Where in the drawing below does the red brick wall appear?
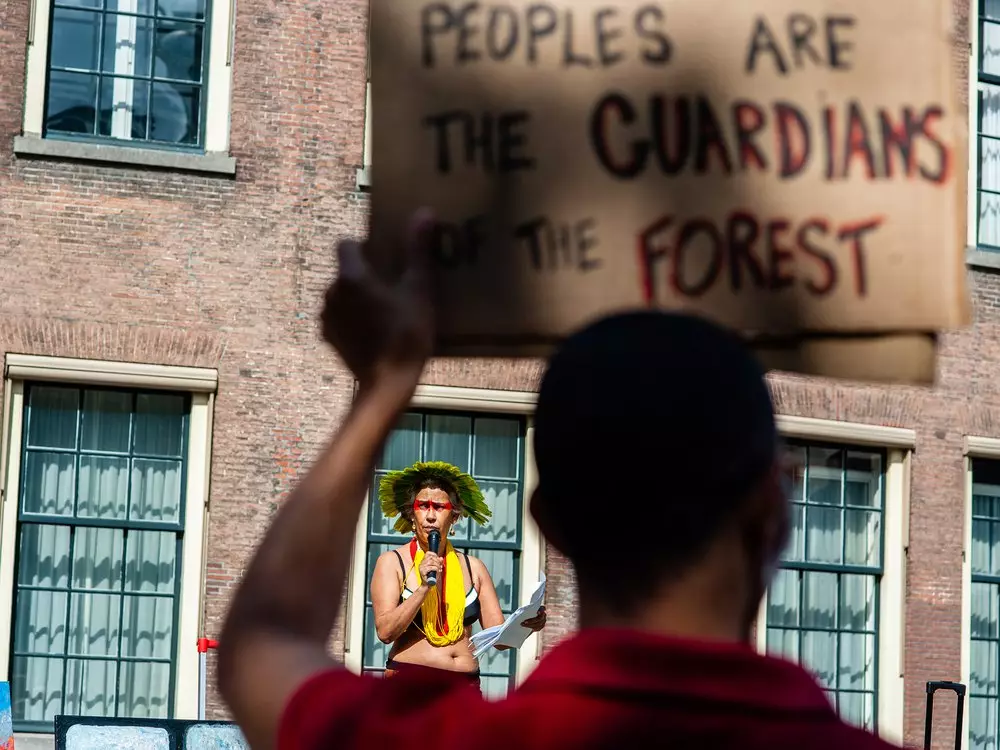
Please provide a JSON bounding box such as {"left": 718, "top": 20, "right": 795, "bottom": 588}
{"left": 0, "top": 0, "right": 371, "bottom": 720}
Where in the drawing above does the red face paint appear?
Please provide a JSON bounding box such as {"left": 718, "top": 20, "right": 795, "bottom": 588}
{"left": 413, "top": 499, "right": 453, "bottom": 513}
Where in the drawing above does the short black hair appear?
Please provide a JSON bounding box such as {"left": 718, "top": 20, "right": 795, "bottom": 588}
{"left": 533, "top": 311, "right": 778, "bottom": 609}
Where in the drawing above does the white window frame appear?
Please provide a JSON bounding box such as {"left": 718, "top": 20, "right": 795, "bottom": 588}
{"left": 343, "top": 385, "right": 544, "bottom": 684}
{"left": 754, "top": 415, "right": 913, "bottom": 746}
{"left": 959, "top": 436, "right": 1000, "bottom": 750}
{"left": 0, "top": 354, "right": 218, "bottom": 727}
{"left": 21, "top": 0, "right": 236, "bottom": 155}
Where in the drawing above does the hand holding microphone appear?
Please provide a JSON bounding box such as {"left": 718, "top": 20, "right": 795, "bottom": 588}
{"left": 423, "top": 530, "right": 441, "bottom": 586}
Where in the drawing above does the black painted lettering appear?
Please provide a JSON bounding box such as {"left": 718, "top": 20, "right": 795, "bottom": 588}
{"left": 843, "top": 101, "right": 876, "bottom": 179}
{"left": 673, "top": 220, "right": 724, "bottom": 297}
{"left": 577, "top": 218, "right": 602, "bottom": 271}
{"left": 637, "top": 216, "right": 672, "bottom": 303}
{"left": 775, "top": 102, "right": 811, "bottom": 178}
{"left": 826, "top": 16, "right": 855, "bottom": 69}
{"left": 515, "top": 216, "right": 549, "bottom": 270}
{"left": 822, "top": 105, "right": 837, "bottom": 180}
{"left": 526, "top": 4, "right": 558, "bottom": 63}
{"left": 421, "top": 4, "right": 455, "bottom": 68}
{"left": 727, "top": 212, "right": 766, "bottom": 291}
{"left": 486, "top": 6, "right": 519, "bottom": 60}
{"left": 787, "top": 13, "right": 821, "bottom": 68}
{"left": 589, "top": 93, "right": 649, "bottom": 179}
{"left": 879, "top": 108, "right": 914, "bottom": 179}
{"left": 693, "top": 96, "right": 733, "bottom": 174}
{"left": 733, "top": 101, "right": 768, "bottom": 171}
{"left": 635, "top": 5, "right": 672, "bottom": 64}
{"left": 595, "top": 7, "right": 624, "bottom": 66}
{"left": 767, "top": 219, "right": 795, "bottom": 290}
{"left": 456, "top": 3, "right": 482, "bottom": 64}
{"left": 562, "top": 9, "right": 594, "bottom": 67}
{"left": 498, "top": 111, "right": 535, "bottom": 171}
{"left": 423, "top": 111, "right": 465, "bottom": 173}
{"left": 838, "top": 217, "right": 883, "bottom": 296}
{"left": 746, "top": 16, "right": 788, "bottom": 74}
{"left": 914, "top": 106, "right": 950, "bottom": 184}
{"left": 797, "top": 219, "right": 837, "bottom": 294}
{"left": 650, "top": 95, "right": 691, "bottom": 173}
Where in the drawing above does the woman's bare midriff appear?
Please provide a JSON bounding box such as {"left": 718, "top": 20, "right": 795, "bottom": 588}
{"left": 388, "top": 625, "right": 479, "bottom": 673}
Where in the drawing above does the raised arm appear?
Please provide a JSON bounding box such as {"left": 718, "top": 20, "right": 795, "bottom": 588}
{"left": 217, "top": 212, "right": 436, "bottom": 750}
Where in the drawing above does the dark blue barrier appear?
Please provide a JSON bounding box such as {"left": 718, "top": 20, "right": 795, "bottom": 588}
{"left": 54, "top": 716, "right": 248, "bottom": 750}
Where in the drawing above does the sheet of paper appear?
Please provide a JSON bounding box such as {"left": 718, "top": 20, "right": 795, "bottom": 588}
{"left": 471, "top": 574, "right": 546, "bottom": 659}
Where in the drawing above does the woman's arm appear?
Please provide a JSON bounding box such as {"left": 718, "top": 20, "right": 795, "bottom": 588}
{"left": 371, "top": 552, "right": 429, "bottom": 644}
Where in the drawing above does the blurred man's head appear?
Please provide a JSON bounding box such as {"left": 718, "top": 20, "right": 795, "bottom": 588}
{"left": 530, "top": 311, "right": 788, "bottom": 640}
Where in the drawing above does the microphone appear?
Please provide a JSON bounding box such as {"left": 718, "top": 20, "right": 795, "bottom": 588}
{"left": 426, "top": 530, "right": 441, "bottom": 586}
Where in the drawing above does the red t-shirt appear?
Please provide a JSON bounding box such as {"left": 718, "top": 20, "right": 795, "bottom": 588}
{"left": 279, "top": 628, "right": 903, "bottom": 749}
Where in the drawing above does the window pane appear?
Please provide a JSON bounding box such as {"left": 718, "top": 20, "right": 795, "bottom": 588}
{"left": 102, "top": 13, "right": 154, "bottom": 77}
{"left": 130, "top": 458, "right": 182, "bottom": 523}
{"left": 766, "top": 627, "right": 799, "bottom": 662}
{"left": 807, "top": 448, "right": 842, "bottom": 505}
{"left": 473, "top": 419, "right": 519, "bottom": 478}
{"left": 984, "top": 20, "right": 1000, "bottom": 78}
{"left": 65, "top": 659, "right": 117, "bottom": 717}
{"left": 68, "top": 593, "right": 121, "bottom": 656}
{"left": 81, "top": 391, "right": 132, "bottom": 452}
{"left": 21, "top": 452, "right": 76, "bottom": 516}
{"left": 971, "top": 696, "right": 998, "bottom": 750}
{"left": 425, "top": 415, "right": 471, "bottom": 469}
{"left": 362, "top": 605, "right": 391, "bottom": 670}
{"left": 74, "top": 527, "right": 124, "bottom": 591}
{"left": 117, "top": 661, "right": 170, "bottom": 718}
{"left": 14, "top": 590, "right": 68, "bottom": 654}
{"left": 801, "top": 631, "right": 837, "bottom": 690}
{"left": 27, "top": 387, "right": 78, "bottom": 449}
{"left": 11, "top": 657, "right": 65, "bottom": 722}
{"left": 50, "top": 8, "right": 101, "bottom": 70}
{"left": 46, "top": 71, "right": 99, "bottom": 136}
{"left": 975, "top": 507, "right": 995, "bottom": 576}
{"left": 158, "top": 0, "right": 207, "bottom": 20}
{"left": 107, "top": 0, "right": 155, "bottom": 13}
{"left": 783, "top": 503, "right": 805, "bottom": 562}
{"left": 121, "top": 596, "right": 174, "bottom": 658}
{"left": 134, "top": 394, "right": 185, "bottom": 456}
{"left": 378, "top": 413, "right": 422, "bottom": 470}
{"left": 806, "top": 506, "right": 842, "bottom": 564}
{"left": 845, "top": 451, "right": 881, "bottom": 507}
{"left": 478, "top": 640, "right": 512, "bottom": 677}
{"left": 838, "top": 633, "right": 875, "bottom": 691}
{"left": 802, "top": 571, "right": 838, "bottom": 629}
{"left": 767, "top": 569, "right": 800, "bottom": 627}
{"left": 78, "top": 456, "right": 129, "bottom": 520}
{"left": 974, "top": 583, "right": 1000, "bottom": 640}
{"left": 844, "top": 510, "right": 880, "bottom": 567}
{"left": 154, "top": 21, "right": 204, "bottom": 82}
{"left": 840, "top": 574, "right": 876, "bottom": 632}
{"left": 98, "top": 76, "right": 151, "bottom": 140}
{"left": 149, "top": 83, "right": 199, "bottom": 144}
{"left": 470, "top": 481, "right": 518, "bottom": 544}
{"left": 973, "top": 639, "right": 1000, "bottom": 699}
{"left": 125, "top": 531, "right": 176, "bottom": 593}
{"left": 18, "top": 524, "right": 71, "bottom": 588}
{"left": 472, "top": 549, "right": 515, "bottom": 611}
{"left": 367, "top": 481, "right": 406, "bottom": 537}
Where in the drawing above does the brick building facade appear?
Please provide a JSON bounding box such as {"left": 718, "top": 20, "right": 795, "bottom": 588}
{"left": 0, "top": 0, "right": 996, "bottom": 747}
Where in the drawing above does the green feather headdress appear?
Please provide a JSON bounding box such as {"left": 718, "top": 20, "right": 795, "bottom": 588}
{"left": 378, "top": 461, "right": 491, "bottom": 534}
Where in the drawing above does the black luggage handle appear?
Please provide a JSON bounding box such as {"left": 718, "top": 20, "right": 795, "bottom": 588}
{"left": 924, "top": 681, "right": 967, "bottom": 750}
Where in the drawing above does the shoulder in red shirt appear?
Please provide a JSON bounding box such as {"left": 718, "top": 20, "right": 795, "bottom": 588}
{"left": 278, "top": 629, "right": 902, "bottom": 750}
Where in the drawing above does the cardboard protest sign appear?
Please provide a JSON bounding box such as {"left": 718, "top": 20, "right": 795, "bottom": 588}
{"left": 367, "top": 0, "right": 968, "bottom": 382}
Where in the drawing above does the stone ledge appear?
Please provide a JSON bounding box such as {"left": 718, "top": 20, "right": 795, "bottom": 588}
{"left": 967, "top": 246, "right": 1000, "bottom": 272}
{"left": 13, "top": 135, "right": 237, "bottom": 176}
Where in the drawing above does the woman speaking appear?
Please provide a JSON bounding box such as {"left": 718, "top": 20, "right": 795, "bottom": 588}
{"left": 369, "top": 461, "right": 546, "bottom": 689}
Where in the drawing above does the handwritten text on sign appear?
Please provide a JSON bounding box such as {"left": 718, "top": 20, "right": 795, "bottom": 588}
{"left": 369, "top": 0, "right": 964, "bottom": 341}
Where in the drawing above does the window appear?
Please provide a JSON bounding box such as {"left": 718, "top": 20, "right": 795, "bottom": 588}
{"left": 968, "top": 458, "right": 1000, "bottom": 750}
{"left": 0, "top": 356, "right": 217, "bottom": 731}
{"left": 11, "top": 385, "right": 187, "bottom": 730}
{"left": 360, "top": 410, "right": 527, "bottom": 699}
{"left": 357, "top": 52, "right": 371, "bottom": 189}
{"left": 765, "top": 442, "right": 885, "bottom": 732}
{"left": 976, "top": 0, "right": 1000, "bottom": 248}
{"left": 21, "top": 0, "right": 235, "bottom": 154}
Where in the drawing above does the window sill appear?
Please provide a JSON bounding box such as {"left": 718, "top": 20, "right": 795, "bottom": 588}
{"left": 967, "top": 246, "right": 1000, "bottom": 271}
{"left": 13, "top": 136, "right": 237, "bottom": 176}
